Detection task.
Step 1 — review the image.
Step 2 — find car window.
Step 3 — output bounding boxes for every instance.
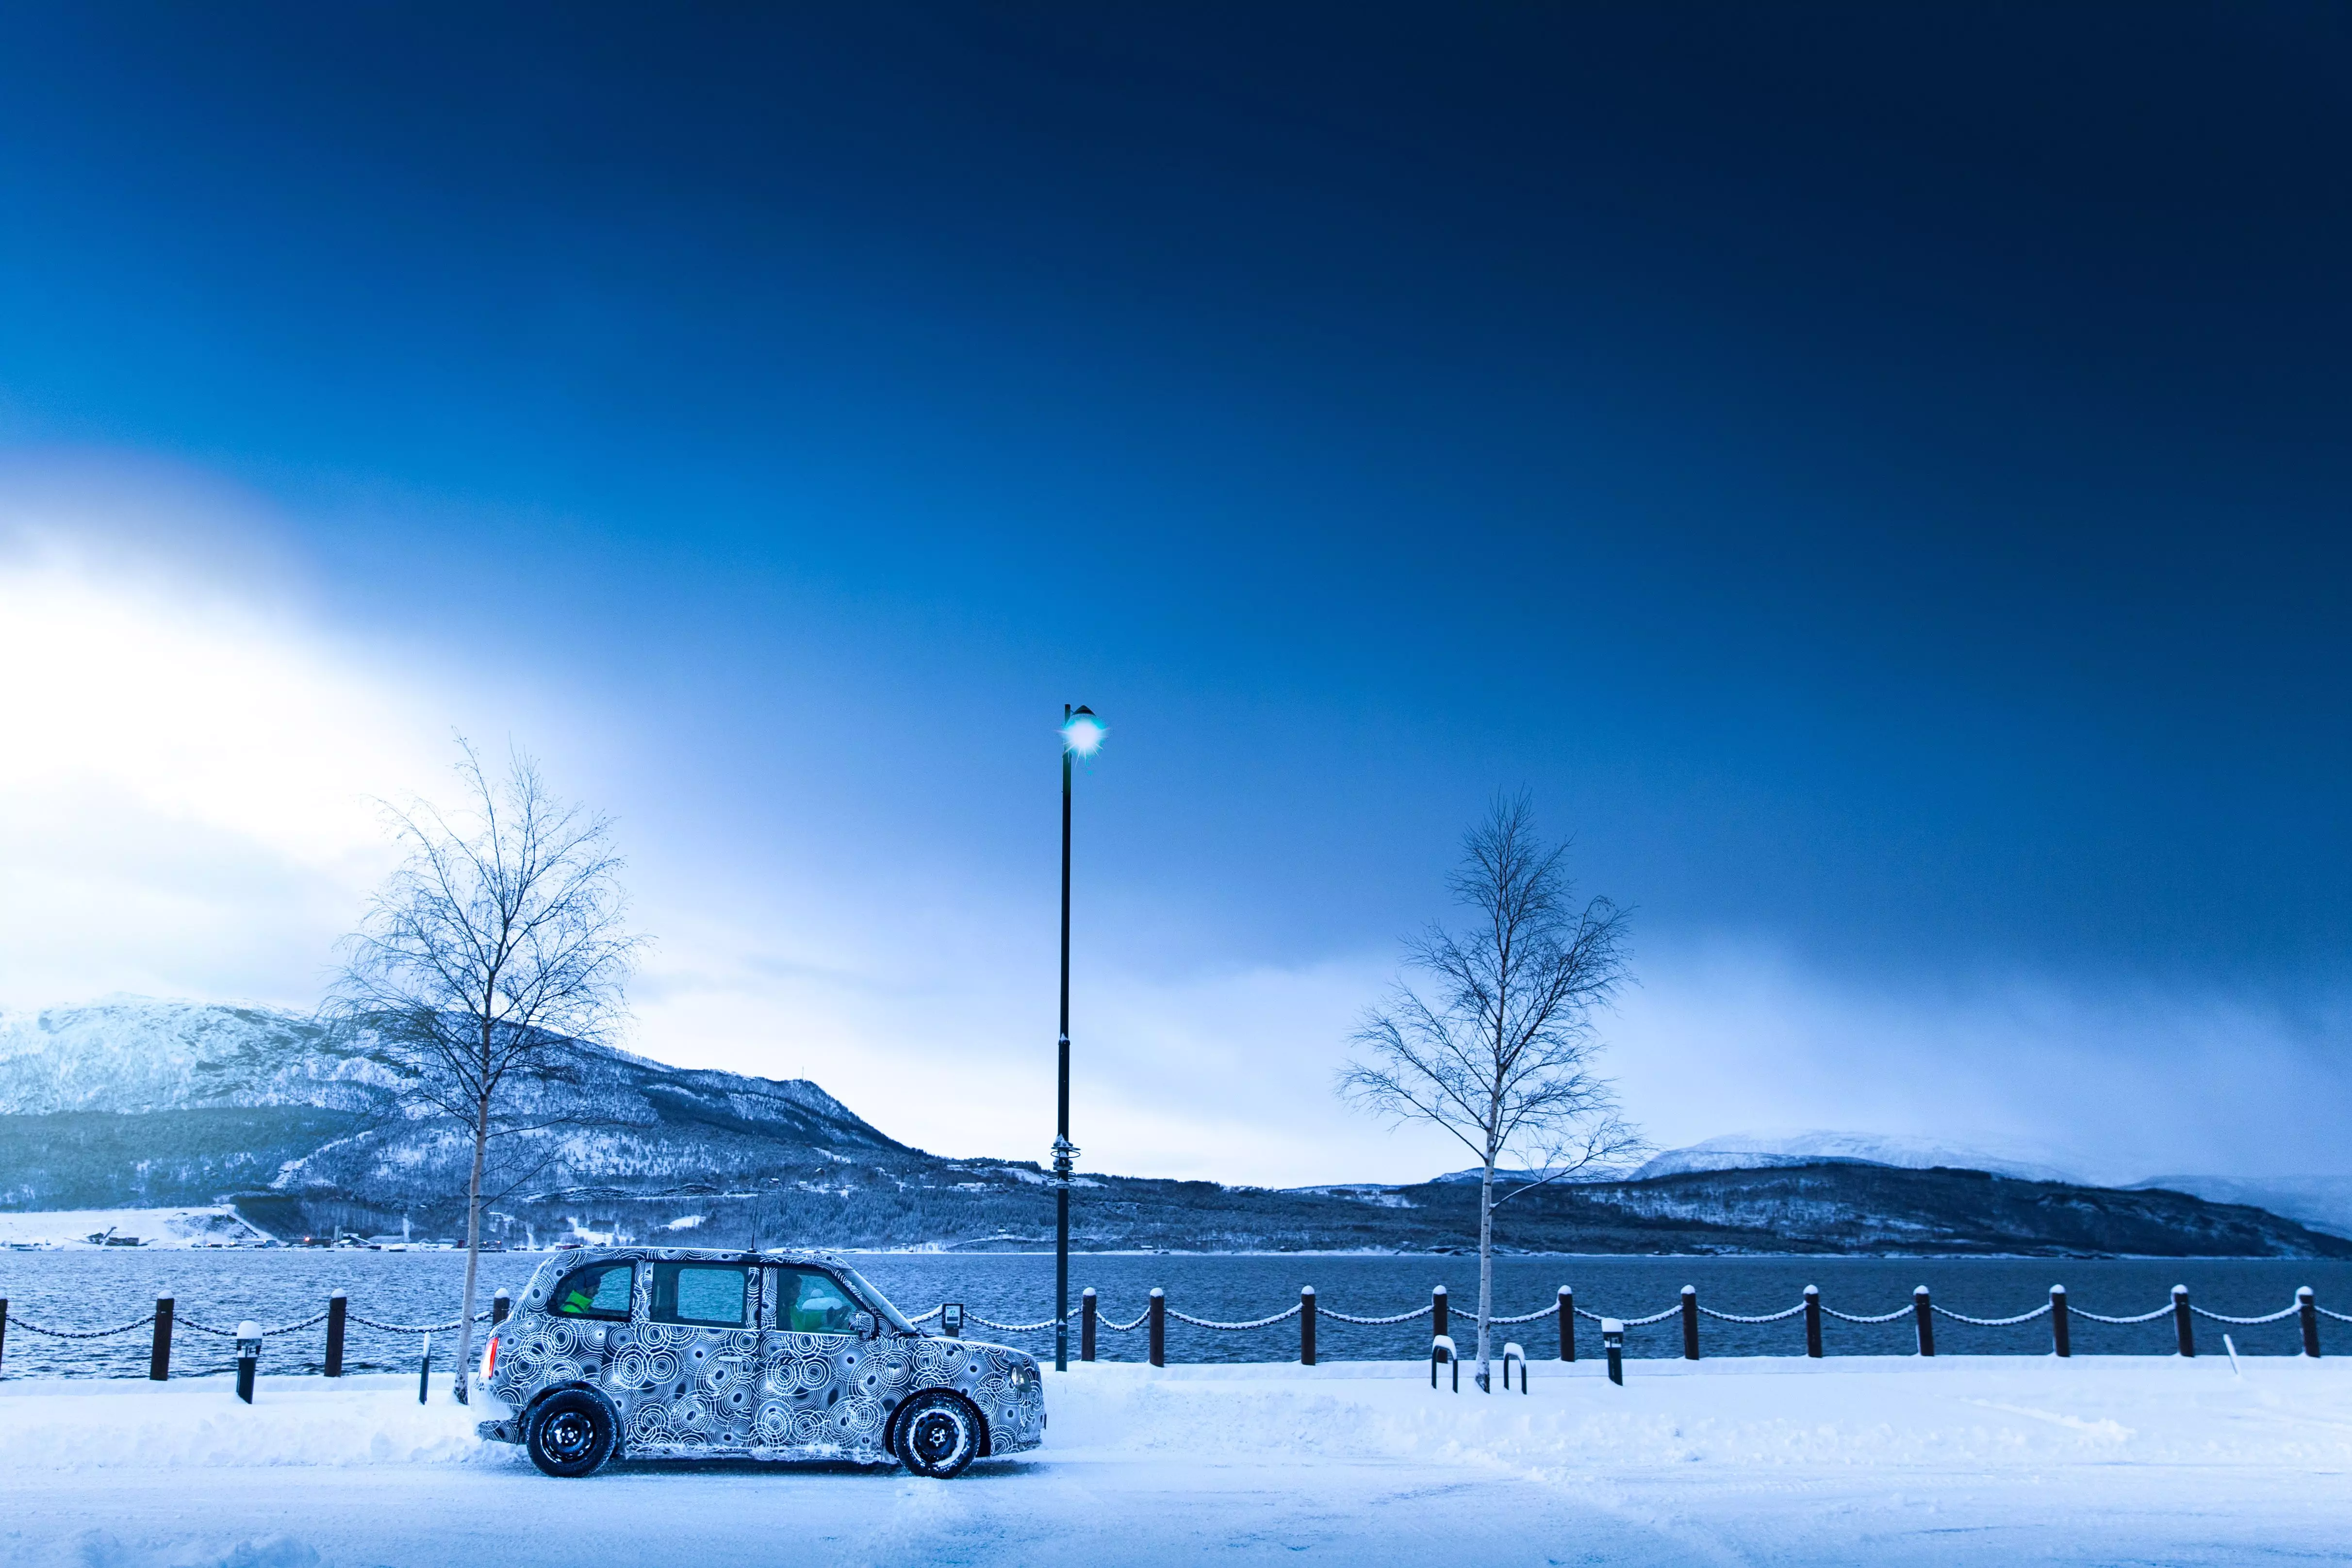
[649,1262,753,1328]
[770,1266,859,1335]
[549,1262,634,1320]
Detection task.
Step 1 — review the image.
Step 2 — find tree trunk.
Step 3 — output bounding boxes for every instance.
[452,1085,489,1404]
[1476,1156,1495,1388]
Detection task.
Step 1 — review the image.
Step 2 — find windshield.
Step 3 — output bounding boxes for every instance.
[844,1267,920,1334]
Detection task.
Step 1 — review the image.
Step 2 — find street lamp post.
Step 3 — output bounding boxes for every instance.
[1055,704,1104,1373]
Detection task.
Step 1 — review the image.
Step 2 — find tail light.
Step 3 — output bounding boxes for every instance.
[479,1335,498,1380]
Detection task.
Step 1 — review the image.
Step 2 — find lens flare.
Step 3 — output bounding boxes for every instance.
[1060,713,1107,756]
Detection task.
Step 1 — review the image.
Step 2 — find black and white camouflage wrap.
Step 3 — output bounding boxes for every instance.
[478,1246,1045,1463]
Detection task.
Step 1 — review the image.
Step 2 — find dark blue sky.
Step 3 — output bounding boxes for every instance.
[3,5,2348,1176]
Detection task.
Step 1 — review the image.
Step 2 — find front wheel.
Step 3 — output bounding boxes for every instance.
[894,1390,982,1479]
[526,1390,616,1477]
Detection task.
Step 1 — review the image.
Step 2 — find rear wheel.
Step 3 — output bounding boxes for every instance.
[526,1390,615,1477]
[893,1390,981,1479]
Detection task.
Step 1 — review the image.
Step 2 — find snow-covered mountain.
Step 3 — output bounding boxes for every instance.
[1632,1130,2096,1186]
[2130,1175,2352,1241]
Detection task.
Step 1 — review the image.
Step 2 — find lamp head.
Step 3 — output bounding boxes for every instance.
[1060,705,1107,757]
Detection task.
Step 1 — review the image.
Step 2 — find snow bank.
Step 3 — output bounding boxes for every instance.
[4,1354,2346,1481]
[0,1206,265,1248]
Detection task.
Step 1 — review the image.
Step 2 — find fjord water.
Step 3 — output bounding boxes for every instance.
[2,1250,2346,1378]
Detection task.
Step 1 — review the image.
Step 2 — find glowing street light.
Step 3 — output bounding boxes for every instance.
[1053,703,1103,1372]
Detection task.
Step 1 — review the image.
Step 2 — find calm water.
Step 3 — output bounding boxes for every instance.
[3,1249,2346,1378]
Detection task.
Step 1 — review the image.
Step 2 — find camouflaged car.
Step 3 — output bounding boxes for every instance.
[474,1246,1045,1478]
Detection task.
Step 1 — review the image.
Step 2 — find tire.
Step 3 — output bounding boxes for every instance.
[526,1389,616,1478]
[893,1390,982,1479]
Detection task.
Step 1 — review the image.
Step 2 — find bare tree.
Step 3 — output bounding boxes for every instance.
[1340,792,1641,1389]
[326,739,644,1401]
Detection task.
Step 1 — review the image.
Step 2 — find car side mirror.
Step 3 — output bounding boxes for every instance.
[852,1310,877,1339]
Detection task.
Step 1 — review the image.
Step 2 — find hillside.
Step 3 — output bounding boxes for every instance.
[3,999,2347,1258]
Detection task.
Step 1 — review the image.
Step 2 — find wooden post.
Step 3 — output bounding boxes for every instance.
[1913,1286,1934,1356]
[1680,1286,1699,1360]
[2172,1286,2194,1357]
[1299,1287,1316,1366]
[492,1288,511,1325]
[1148,1288,1166,1368]
[149,1295,174,1381]
[325,1290,347,1378]
[2300,1287,2320,1359]
[2051,1285,2070,1358]
[1558,1287,1575,1362]
[1081,1287,1097,1362]
[1804,1285,1822,1358]
[1432,1285,1447,1342]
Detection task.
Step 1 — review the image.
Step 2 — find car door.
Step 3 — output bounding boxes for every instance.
[629,1258,761,1452]
[758,1264,894,1454]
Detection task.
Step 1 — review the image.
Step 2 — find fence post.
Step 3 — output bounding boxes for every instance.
[149,1295,174,1381]
[1680,1285,1699,1360]
[325,1290,347,1377]
[492,1289,511,1325]
[1913,1286,1934,1356]
[1299,1287,1316,1366]
[1558,1287,1575,1362]
[2300,1287,2320,1359]
[2172,1286,2194,1357]
[0,1296,8,1377]
[1081,1287,1098,1362]
[1148,1288,1166,1368]
[1804,1285,1822,1358]
[418,1333,432,1404]
[1432,1285,1447,1342]
[2051,1285,2070,1358]
[235,1322,261,1404]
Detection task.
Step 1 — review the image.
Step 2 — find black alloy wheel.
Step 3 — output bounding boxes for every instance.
[526,1389,616,1477]
[893,1390,981,1479]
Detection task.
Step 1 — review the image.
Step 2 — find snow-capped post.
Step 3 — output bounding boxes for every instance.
[417,1333,431,1404]
[1680,1285,1699,1360]
[1431,1333,1459,1391]
[325,1290,347,1377]
[1299,1287,1316,1366]
[1913,1287,1935,1356]
[492,1288,510,1325]
[1338,794,1642,1399]
[1804,1285,1822,1358]
[2300,1287,2320,1358]
[1432,1285,1447,1342]
[2172,1286,2194,1357]
[1601,1319,1625,1386]
[324,741,645,1411]
[1558,1287,1575,1361]
[1080,1288,1097,1362]
[1148,1288,1166,1367]
[149,1295,173,1381]
[234,1322,260,1404]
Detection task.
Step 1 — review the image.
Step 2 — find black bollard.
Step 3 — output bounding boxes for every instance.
[325,1290,347,1378]
[235,1322,261,1404]
[2300,1287,2320,1359]
[1681,1286,1699,1360]
[2051,1285,2071,1358]
[150,1296,174,1382]
[1914,1287,1935,1357]
[1602,1319,1625,1386]
[0,1296,9,1377]
[1081,1288,1097,1362]
[1300,1287,1316,1366]
[1148,1289,1166,1368]
[418,1333,432,1405]
[492,1289,511,1326]
[1432,1285,1447,1342]
[1804,1285,1823,1358]
[2173,1286,2194,1358]
[1558,1287,1575,1362]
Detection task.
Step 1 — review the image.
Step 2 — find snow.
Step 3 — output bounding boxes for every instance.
[4,1355,2350,1565]
[0,1206,267,1248]
[1634,1129,2100,1184]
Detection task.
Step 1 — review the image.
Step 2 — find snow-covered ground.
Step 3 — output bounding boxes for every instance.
[4,1355,2348,1566]
[0,1206,264,1248]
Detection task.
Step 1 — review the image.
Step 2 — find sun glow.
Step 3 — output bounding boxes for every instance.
[1060,709,1107,757]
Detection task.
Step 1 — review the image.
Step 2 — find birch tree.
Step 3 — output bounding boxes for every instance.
[1340,793,1640,1389]
[327,740,643,1402]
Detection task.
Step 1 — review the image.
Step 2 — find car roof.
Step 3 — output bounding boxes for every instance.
[543,1244,856,1268]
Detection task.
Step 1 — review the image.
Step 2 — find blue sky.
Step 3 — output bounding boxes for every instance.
[2,5,2348,1184]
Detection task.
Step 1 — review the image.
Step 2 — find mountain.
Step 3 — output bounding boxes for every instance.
[2130,1175,2352,1241]
[4,999,2347,1258]
[1633,1130,2095,1186]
